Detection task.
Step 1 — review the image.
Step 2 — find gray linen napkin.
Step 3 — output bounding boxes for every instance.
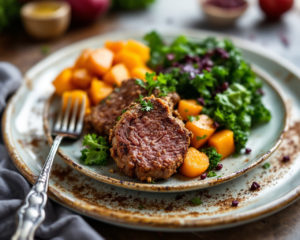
[0,62,104,240]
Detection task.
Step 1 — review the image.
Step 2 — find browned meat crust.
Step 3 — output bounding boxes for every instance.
[86,78,180,136]
[85,79,147,135]
[110,96,191,182]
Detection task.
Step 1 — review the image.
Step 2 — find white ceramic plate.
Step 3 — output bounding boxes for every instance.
[43,33,287,192]
[2,29,300,231]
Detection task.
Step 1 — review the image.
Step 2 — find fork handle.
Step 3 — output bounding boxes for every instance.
[12,135,63,240]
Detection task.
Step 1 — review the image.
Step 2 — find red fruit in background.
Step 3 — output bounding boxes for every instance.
[259,0,294,19]
[65,0,110,22]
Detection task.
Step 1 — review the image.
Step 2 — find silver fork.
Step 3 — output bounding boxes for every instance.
[12,96,86,240]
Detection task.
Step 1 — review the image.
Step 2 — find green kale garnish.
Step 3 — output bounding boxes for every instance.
[201,147,222,170]
[136,72,177,96]
[207,171,217,178]
[262,162,271,169]
[144,31,271,152]
[80,134,109,165]
[196,135,207,141]
[190,197,203,205]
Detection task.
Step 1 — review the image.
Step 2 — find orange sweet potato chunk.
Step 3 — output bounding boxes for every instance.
[87,48,114,75]
[89,78,113,105]
[62,90,90,114]
[71,68,93,89]
[185,114,216,149]
[114,50,144,70]
[52,68,74,95]
[180,147,209,178]
[124,39,150,62]
[74,49,92,68]
[105,40,126,54]
[104,63,130,87]
[131,66,153,80]
[178,100,203,121]
[208,130,235,159]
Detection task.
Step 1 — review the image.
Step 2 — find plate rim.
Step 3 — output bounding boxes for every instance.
[2,28,300,229]
[42,66,288,192]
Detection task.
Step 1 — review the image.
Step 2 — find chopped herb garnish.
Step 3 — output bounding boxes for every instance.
[184,109,189,112]
[135,79,146,88]
[116,116,121,121]
[121,109,127,114]
[196,135,207,141]
[190,197,203,205]
[138,95,154,112]
[135,72,177,97]
[207,171,217,178]
[187,115,199,122]
[262,162,270,169]
[187,116,195,122]
[80,134,109,165]
[41,45,50,55]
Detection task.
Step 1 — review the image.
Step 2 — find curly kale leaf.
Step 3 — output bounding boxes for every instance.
[201,147,222,171]
[80,134,109,165]
[144,31,272,152]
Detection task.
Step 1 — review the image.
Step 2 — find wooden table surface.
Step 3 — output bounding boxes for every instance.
[1,0,300,239]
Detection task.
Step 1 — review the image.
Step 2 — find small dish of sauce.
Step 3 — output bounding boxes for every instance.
[21,1,71,39]
[200,0,248,26]
[30,3,61,18]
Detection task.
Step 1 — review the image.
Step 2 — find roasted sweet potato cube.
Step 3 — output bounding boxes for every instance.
[178,100,203,121]
[52,68,74,95]
[104,63,130,87]
[208,130,235,159]
[89,78,113,105]
[185,114,216,149]
[87,48,114,75]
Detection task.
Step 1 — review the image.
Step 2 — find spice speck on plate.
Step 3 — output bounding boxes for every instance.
[282,155,290,162]
[250,181,260,191]
[232,200,239,207]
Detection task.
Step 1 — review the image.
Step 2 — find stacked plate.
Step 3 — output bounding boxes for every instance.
[3,30,300,231]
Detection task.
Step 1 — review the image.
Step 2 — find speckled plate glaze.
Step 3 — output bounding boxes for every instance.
[3,29,300,231]
[42,33,287,193]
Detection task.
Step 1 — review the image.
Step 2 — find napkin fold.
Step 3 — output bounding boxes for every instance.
[0,62,104,240]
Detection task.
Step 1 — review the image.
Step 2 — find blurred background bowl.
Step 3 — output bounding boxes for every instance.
[21,1,71,39]
[200,0,248,26]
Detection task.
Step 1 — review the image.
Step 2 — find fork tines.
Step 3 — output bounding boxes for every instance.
[53,96,86,137]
